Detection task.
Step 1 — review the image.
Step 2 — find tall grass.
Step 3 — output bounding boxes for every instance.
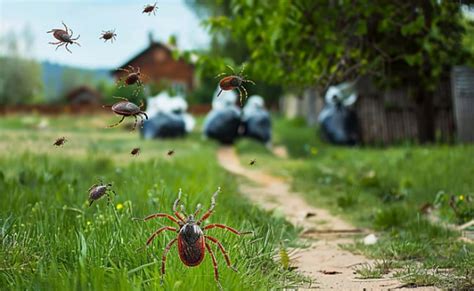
[0,115,307,290]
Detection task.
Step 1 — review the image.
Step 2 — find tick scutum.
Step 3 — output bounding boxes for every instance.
[178,223,205,267]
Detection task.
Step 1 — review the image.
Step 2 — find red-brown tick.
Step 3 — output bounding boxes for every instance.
[100,29,117,43]
[143,2,159,15]
[53,137,67,147]
[47,21,81,53]
[104,97,148,131]
[216,65,255,106]
[131,147,141,156]
[116,65,147,96]
[137,187,252,289]
[87,181,116,206]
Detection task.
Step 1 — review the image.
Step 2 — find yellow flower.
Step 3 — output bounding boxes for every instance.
[459,195,464,201]
[87,221,92,226]
[116,203,124,210]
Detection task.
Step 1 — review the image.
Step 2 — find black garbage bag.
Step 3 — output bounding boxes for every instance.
[319,103,359,145]
[140,112,186,139]
[242,111,271,143]
[203,108,241,144]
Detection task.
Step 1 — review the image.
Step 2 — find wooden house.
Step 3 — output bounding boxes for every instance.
[111,37,194,91]
[65,86,102,105]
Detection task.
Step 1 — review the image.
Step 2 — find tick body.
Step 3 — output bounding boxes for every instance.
[216,65,255,106]
[116,65,146,96]
[100,29,117,43]
[143,2,158,15]
[87,181,116,206]
[47,22,81,53]
[131,147,140,156]
[177,224,205,266]
[104,97,148,131]
[53,137,67,146]
[138,188,252,289]
[249,159,256,166]
[167,149,175,156]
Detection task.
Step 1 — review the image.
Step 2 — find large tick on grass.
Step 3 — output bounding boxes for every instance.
[142,2,159,15]
[47,21,81,53]
[137,187,251,289]
[116,65,147,96]
[87,181,116,206]
[104,97,148,131]
[216,65,255,106]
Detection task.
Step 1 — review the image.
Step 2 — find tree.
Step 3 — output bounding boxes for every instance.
[185,0,283,106]
[0,28,43,105]
[195,0,471,142]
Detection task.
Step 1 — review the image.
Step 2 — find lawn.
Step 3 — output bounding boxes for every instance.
[0,114,306,290]
[236,116,474,289]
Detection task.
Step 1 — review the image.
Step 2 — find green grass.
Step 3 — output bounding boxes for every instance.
[236,117,474,289]
[0,114,308,290]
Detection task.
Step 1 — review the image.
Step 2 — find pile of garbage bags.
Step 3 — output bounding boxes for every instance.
[203,88,272,145]
[318,82,359,145]
[140,92,195,139]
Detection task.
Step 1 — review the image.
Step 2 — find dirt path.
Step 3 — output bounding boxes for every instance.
[217,146,436,290]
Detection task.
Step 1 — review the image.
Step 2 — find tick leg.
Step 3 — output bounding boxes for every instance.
[145,226,177,246]
[139,213,180,226]
[112,96,129,102]
[49,41,62,45]
[62,21,68,33]
[197,187,221,224]
[131,115,138,131]
[216,89,223,97]
[204,223,253,236]
[172,189,187,223]
[65,43,72,54]
[205,235,237,272]
[108,115,125,128]
[238,64,246,75]
[215,72,227,79]
[244,79,256,85]
[226,65,235,74]
[205,242,223,290]
[161,238,178,285]
[55,43,65,51]
[236,87,243,106]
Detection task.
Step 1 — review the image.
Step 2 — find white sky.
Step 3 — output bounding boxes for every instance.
[0,0,210,69]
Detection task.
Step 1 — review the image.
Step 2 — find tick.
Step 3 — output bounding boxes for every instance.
[100,29,117,43]
[104,97,148,131]
[47,21,81,53]
[53,137,67,147]
[216,65,255,106]
[87,181,116,206]
[167,149,175,156]
[116,65,146,96]
[131,147,141,156]
[138,188,251,289]
[143,2,159,15]
[249,159,256,166]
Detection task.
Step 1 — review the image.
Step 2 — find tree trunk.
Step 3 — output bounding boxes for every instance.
[415,89,436,143]
[306,87,320,126]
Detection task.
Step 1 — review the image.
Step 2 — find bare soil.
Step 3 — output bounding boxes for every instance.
[217,146,438,290]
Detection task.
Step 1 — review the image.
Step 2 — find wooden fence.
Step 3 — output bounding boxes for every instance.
[451,66,474,142]
[355,79,455,145]
[0,104,212,116]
